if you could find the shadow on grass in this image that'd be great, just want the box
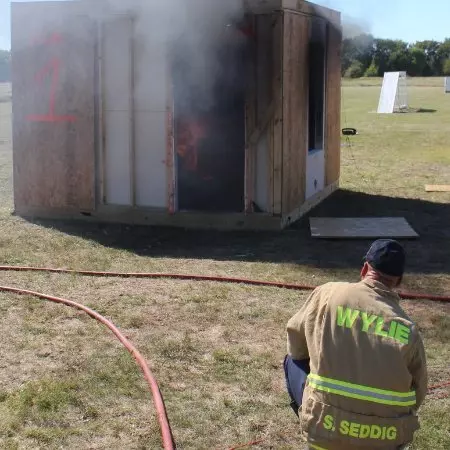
[24,190,450,282]
[416,108,437,113]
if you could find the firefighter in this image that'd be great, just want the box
[285,239,428,450]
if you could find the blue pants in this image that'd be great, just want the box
[283,355,310,416]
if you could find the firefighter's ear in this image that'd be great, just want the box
[361,262,369,279]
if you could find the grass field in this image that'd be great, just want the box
[0,78,449,449]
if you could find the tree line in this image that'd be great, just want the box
[343,35,450,78]
[0,50,11,82]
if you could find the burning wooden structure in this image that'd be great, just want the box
[11,0,341,230]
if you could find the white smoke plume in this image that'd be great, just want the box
[85,0,249,113]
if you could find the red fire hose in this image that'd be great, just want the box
[0,265,449,302]
[1,265,449,449]
[0,285,176,450]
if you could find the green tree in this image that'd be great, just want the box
[415,40,441,75]
[342,33,375,76]
[443,59,450,76]
[438,39,450,69]
[0,50,11,82]
[344,61,365,78]
[364,62,379,77]
[407,47,427,76]
[388,48,411,72]
[342,36,450,77]
[373,39,403,74]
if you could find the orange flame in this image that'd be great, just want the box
[177,119,207,172]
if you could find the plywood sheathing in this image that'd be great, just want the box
[281,12,309,215]
[11,2,96,212]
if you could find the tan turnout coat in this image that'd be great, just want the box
[287,279,428,450]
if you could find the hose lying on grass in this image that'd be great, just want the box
[0,265,449,302]
[1,265,449,449]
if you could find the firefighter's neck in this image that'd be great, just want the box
[361,263,401,289]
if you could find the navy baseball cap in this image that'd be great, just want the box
[364,239,406,277]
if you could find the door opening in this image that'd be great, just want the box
[172,24,248,212]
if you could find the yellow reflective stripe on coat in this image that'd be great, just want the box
[309,444,328,450]
[308,374,416,407]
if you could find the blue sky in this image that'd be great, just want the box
[1,0,450,50]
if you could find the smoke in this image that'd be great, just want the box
[313,0,373,39]
[86,0,249,115]
[342,17,372,40]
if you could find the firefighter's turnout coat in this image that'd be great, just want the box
[287,279,427,450]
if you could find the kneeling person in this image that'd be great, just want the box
[285,240,427,450]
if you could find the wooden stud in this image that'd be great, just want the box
[281,180,338,228]
[166,55,176,215]
[324,21,342,186]
[268,119,274,213]
[129,16,136,207]
[97,21,105,206]
[425,185,450,192]
[245,15,258,213]
[15,205,283,231]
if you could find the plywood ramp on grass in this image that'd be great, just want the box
[310,217,419,239]
[425,185,450,192]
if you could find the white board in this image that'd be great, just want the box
[103,16,168,209]
[306,150,325,200]
[445,77,450,94]
[134,38,167,208]
[103,16,133,206]
[378,72,407,114]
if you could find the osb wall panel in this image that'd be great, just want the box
[12,2,95,211]
[282,12,309,215]
[325,22,342,186]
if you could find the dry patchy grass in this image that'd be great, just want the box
[0,80,450,448]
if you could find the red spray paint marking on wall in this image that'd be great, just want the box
[26,34,77,123]
[32,33,63,47]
